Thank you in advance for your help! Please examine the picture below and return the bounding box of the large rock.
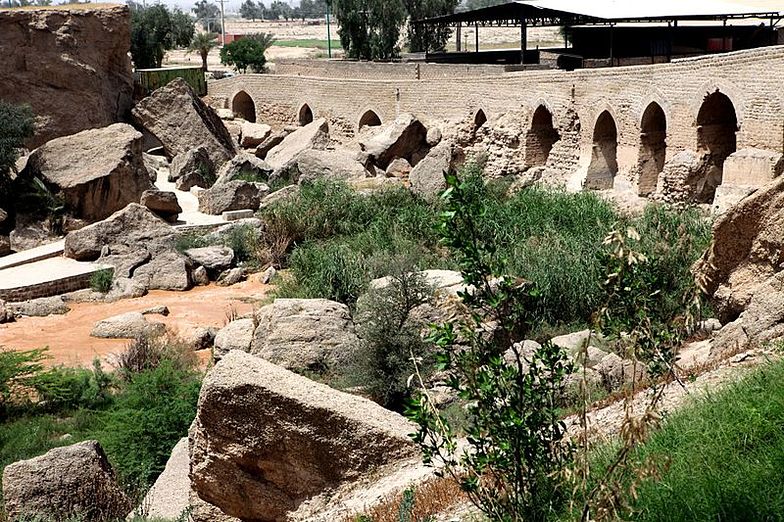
[712,148,784,214]
[358,113,429,170]
[265,118,330,169]
[141,190,182,222]
[213,318,255,361]
[64,203,174,261]
[0,5,133,149]
[214,153,273,185]
[658,150,715,204]
[8,296,69,317]
[132,78,235,168]
[20,123,153,221]
[240,122,272,148]
[185,246,234,275]
[63,204,191,292]
[134,438,190,520]
[694,175,784,353]
[275,148,370,184]
[91,311,166,339]
[170,146,215,190]
[2,440,131,521]
[197,180,269,215]
[409,141,455,199]
[254,130,288,160]
[189,350,418,522]
[250,298,360,371]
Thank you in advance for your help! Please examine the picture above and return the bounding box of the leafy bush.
[99,360,202,488]
[90,269,114,294]
[349,270,435,411]
[0,101,34,182]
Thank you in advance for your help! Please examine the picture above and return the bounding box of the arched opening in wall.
[637,103,667,196]
[525,105,560,168]
[585,111,618,190]
[298,104,314,126]
[696,91,738,200]
[232,91,256,123]
[358,110,382,130]
[474,109,487,131]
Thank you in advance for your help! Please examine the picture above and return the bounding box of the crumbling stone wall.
[210,46,784,197]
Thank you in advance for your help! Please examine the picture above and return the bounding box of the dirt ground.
[0,280,270,368]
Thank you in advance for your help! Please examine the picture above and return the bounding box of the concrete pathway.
[154,169,225,228]
[0,240,64,271]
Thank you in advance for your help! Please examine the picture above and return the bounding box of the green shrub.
[99,360,202,489]
[0,101,34,183]
[349,271,435,411]
[90,269,114,294]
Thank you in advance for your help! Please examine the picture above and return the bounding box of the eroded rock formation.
[0,5,133,148]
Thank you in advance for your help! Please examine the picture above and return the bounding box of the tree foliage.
[129,3,195,69]
[404,0,459,52]
[0,101,34,182]
[189,32,219,71]
[192,0,220,32]
[332,0,408,60]
[406,171,574,521]
[220,33,276,73]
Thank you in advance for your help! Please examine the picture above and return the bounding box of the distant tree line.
[238,0,328,22]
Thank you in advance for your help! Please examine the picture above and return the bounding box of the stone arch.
[585,110,618,190]
[358,109,382,130]
[525,105,560,168]
[637,102,667,196]
[474,109,488,130]
[298,103,314,126]
[696,90,738,200]
[232,91,256,123]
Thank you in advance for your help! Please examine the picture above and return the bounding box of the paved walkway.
[0,257,107,291]
[154,170,225,228]
[0,240,64,271]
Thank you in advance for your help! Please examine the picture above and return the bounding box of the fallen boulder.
[240,122,272,148]
[265,118,330,169]
[409,141,455,199]
[132,78,235,168]
[250,298,360,371]
[185,246,235,276]
[2,440,131,521]
[20,123,153,221]
[141,190,182,222]
[169,146,215,191]
[214,153,273,185]
[133,438,190,520]
[213,318,255,360]
[189,350,418,522]
[91,311,166,339]
[254,130,288,160]
[64,203,175,261]
[358,113,429,170]
[8,296,70,317]
[197,180,269,215]
[274,148,370,184]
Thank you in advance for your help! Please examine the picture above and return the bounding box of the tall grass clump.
[581,359,784,521]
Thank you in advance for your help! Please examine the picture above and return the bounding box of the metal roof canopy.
[416,0,781,27]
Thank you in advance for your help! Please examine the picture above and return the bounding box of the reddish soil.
[0,281,270,367]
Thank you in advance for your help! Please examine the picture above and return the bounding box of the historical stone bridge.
[208,46,784,199]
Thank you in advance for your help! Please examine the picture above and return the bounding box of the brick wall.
[211,46,784,194]
[0,272,97,302]
[272,59,509,80]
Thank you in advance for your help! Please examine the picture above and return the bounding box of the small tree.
[168,8,196,48]
[130,4,174,69]
[220,33,276,73]
[407,171,574,521]
[405,0,459,53]
[189,32,219,71]
[0,101,34,180]
[333,0,408,61]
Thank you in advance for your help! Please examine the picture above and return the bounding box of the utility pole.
[326,0,332,59]
[219,0,226,46]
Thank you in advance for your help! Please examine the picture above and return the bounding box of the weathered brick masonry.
[209,46,784,195]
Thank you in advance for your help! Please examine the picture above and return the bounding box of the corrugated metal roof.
[418,0,780,24]
[518,0,777,20]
